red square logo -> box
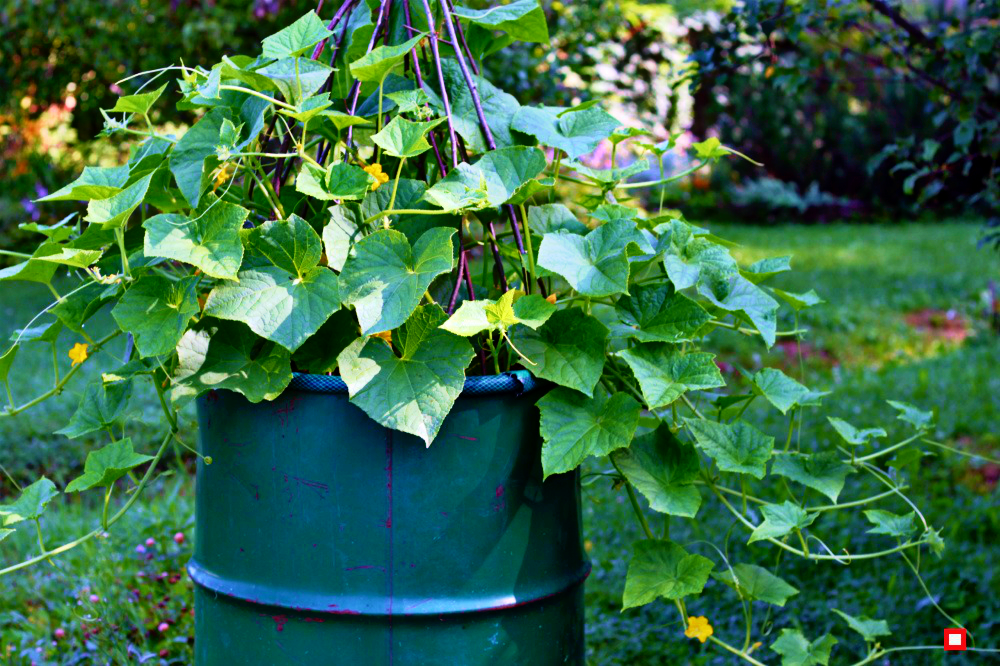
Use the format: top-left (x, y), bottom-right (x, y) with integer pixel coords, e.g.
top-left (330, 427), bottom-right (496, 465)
top-left (944, 628), bottom-right (967, 651)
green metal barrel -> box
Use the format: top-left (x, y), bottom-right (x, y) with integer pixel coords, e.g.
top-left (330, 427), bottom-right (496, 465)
top-left (189, 371), bottom-right (589, 665)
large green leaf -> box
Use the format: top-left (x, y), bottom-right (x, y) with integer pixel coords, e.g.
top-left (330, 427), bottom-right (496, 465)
top-left (143, 200), bottom-right (248, 280)
top-left (84, 172), bottom-right (154, 229)
top-left (611, 284), bottom-right (710, 343)
top-left (617, 345), bottom-right (724, 409)
top-left (510, 308), bottom-right (607, 396)
top-left (109, 84), bottom-right (168, 115)
top-left (685, 418), bottom-right (773, 479)
top-left (863, 509), bottom-right (916, 538)
top-left (55, 379), bottom-right (133, 439)
top-left (203, 265), bottom-right (340, 352)
top-left (511, 105), bottom-right (619, 159)
top-left (30, 246), bottom-right (103, 269)
top-left (258, 57), bottom-right (333, 106)
top-left (338, 305), bottom-right (473, 446)
top-left (611, 424), bottom-right (701, 517)
top-left (169, 109), bottom-right (229, 209)
top-left (537, 388), bottom-right (640, 478)
top-left (65, 439), bottom-right (155, 493)
top-left (831, 609), bottom-right (891, 642)
top-left (453, 0), bottom-right (549, 43)
top-left (247, 214), bottom-right (323, 277)
top-left (38, 166), bottom-right (130, 202)
top-left (372, 116), bottom-right (446, 158)
top-left (537, 220), bottom-right (645, 297)
top-left (827, 417), bottom-right (887, 446)
top-left (770, 630), bottom-right (837, 666)
top-left (622, 539), bottom-right (714, 609)
top-left (771, 452), bottom-right (855, 503)
top-left (111, 276), bottom-right (200, 358)
top-left (713, 563), bottom-right (799, 607)
top-left (428, 59), bottom-right (520, 153)
top-left (171, 321), bottom-right (292, 404)
top-left (51, 282), bottom-right (118, 334)
top-left (699, 274), bottom-right (779, 348)
top-left (0, 478), bottom-right (58, 527)
top-left (751, 368), bottom-right (813, 415)
top-left (886, 400), bottom-right (934, 430)
top-left (339, 227), bottom-right (455, 335)
top-left (748, 501), bottom-right (818, 543)
top-left (423, 147), bottom-right (547, 211)
top-left (528, 203), bottom-right (588, 236)
top-left (262, 10), bottom-right (334, 58)
top-left (0, 344), bottom-right (18, 384)
top-left (323, 204), bottom-right (364, 272)
top-left (291, 309), bottom-right (359, 373)
top-left (350, 34), bottom-right (424, 82)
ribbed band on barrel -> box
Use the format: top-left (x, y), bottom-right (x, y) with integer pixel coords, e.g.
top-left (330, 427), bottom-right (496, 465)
top-left (289, 369), bottom-right (536, 396)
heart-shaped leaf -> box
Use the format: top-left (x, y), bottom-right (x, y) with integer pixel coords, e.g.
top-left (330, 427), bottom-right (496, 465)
top-left (0, 478), bottom-right (59, 527)
top-left (453, 0), bottom-right (549, 43)
top-left (771, 452), bottom-right (855, 503)
top-left (65, 439), bottom-right (155, 492)
top-left (510, 307), bottom-right (607, 396)
top-left (262, 11), bottom-right (334, 58)
top-left (713, 563), bottom-right (799, 607)
top-left (611, 284), bottom-right (710, 343)
top-left (56, 379), bottom-right (134, 439)
top-left (749, 501), bottom-right (818, 543)
top-left (685, 418), bottom-right (774, 480)
top-left (863, 509), bottom-right (916, 537)
top-left (770, 630), bottom-right (837, 666)
top-left (84, 172), bottom-right (155, 229)
top-left (538, 219), bottom-right (646, 297)
top-left (623, 539), bottom-right (714, 608)
top-left (617, 345), bottom-right (724, 409)
top-left (349, 33), bottom-right (425, 83)
top-left (143, 200), bottom-right (249, 280)
top-left (109, 83), bottom-right (168, 115)
top-left (611, 424), bottom-right (701, 517)
top-left (831, 609), bottom-right (891, 642)
top-left (111, 276), bottom-right (201, 357)
top-left (372, 116), bottom-right (446, 158)
top-left (512, 104), bottom-right (619, 159)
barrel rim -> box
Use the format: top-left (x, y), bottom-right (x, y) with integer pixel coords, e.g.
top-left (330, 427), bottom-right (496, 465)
top-left (186, 559), bottom-right (590, 617)
top-left (289, 369), bottom-right (536, 396)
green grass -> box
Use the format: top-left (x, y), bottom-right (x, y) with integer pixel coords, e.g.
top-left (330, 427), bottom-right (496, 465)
top-left (1, 221), bottom-right (998, 664)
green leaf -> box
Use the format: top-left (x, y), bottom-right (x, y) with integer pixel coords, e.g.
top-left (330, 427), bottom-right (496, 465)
top-left (693, 137), bottom-right (762, 166)
top-left (52, 282), bottom-right (117, 334)
top-left (886, 400), bottom-right (934, 430)
top-left (441, 290), bottom-right (554, 337)
top-left (349, 33), bottom-right (424, 82)
top-left (64, 439), bottom-right (155, 493)
top-left (611, 284), bottom-right (710, 343)
top-left (771, 453), bottom-right (855, 503)
top-left (30, 246), bottom-right (103, 269)
top-left (38, 166), bottom-right (130, 202)
top-left (429, 59), bottom-right (520, 153)
top-left (0, 345), bottom-right (18, 385)
top-left (169, 109), bottom-right (230, 209)
top-left (749, 501), bottom-right (818, 543)
top-left (831, 609), bottom-right (891, 642)
top-left (424, 147), bottom-right (547, 210)
top-left (0, 529), bottom-right (12, 543)
top-left (372, 116), bottom-right (446, 158)
top-left (772, 288), bottom-right (824, 312)
top-left (171, 321), bottom-right (292, 404)
top-left (610, 424), bottom-right (701, 517)
top-left (751, 368), bottom-right (813, 415)
top-left (291, 309), bottom-right (359, 374)
top-left (55, 379), bottom-right (133, 439)
top-left (528, 203), bottom-right (588, 235)
top-left (618, 345), bottom-right (724, 409)
top-left (109, 83), bottom-right (168, 115)
top-left (262, 11), bottom-right (335, 58)
top-left (247, 214), bottom-right (323, 276)
top-left (203, 265), bottom-right (340, 352)
top-left (685, 418), bottom-right (773, 480)
top-left (770, 630), bottom-right (837, 666)
top-left (338, 305), bottom-right (473, 446)
top-left (84, 172), bottom-right (154, 229)
top-left (143, 200), bottom-right (249, 280)
top-left (323, 204), bottom-right (364, 272)
top-left (296, 162), bottom-right (339, 201)
top-left (699, 274), bottom-right (779, 348)
top-left (340, 227), bottom-right (455, 335)
top-left (743, 256), bottom-right (792, 283)
top-left (537, 388), bottom-right (640, 478)
top-left (280, 93), bottom-right (334, 122)
top-left (510, 308), bottom-right (607, 396)
top-left (328, 163), bottom-right (377, 199)
top-left (622, 539), bottom-right (714, 609)
top-left (827, 417), bottom-right (887, 446)
top-left (453, 0), bottom-right (549, 43)
top-left (111, 276), bottom-right (200, 358)
top-left (0, 478), bottom-right (58, 527)
top-left (713, 563), bottom-right (799, 607)
top-left (512, 105), bottom-right (619, 159)
top-left (863, 509), bottom-right (916, 538)
top-left (386, 88), bottom-right (430, 114)
top-left (538, 220), bottom-right (644, 297)
top-left (258, 58), bottom-right (333, 106)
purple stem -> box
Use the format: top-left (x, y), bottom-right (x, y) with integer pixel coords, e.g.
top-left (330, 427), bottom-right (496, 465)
top-left (436, 0), bottom-right (526, 258)
top-left (443, 0), bottom-right (479, 76)
top-left (402, 0), bottom-right (447, 174)
top-left (416, 0), bottom-right (460, 168)
top-left (311, 0), bottom-right (358, 61)
top-left (345, 0), bottom-right (393, 148)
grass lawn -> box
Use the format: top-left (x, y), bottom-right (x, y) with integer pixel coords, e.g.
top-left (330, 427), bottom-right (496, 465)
top-left (1, 221), bottom-right (998, 664)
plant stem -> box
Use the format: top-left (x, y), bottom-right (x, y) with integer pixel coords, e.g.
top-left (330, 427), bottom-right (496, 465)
top-left (385, 158), bottom-right (407, 227)
top-left (218, 85), bottom-right (297, 111)
top-left (617, 159), bottom-right (710, 190)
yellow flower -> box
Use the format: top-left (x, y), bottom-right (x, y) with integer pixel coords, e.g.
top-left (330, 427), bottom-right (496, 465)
top-left (213, 162), bottom-right (234, 192)
top-left (68, 343), bottom-right (89, 367)
top-left (364, 163), bottom-right (390, 190)
top-left (684, 616), bottom-right (713, 643)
